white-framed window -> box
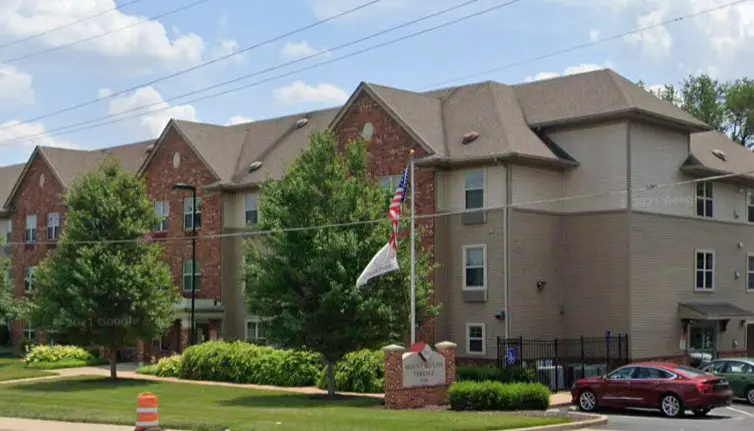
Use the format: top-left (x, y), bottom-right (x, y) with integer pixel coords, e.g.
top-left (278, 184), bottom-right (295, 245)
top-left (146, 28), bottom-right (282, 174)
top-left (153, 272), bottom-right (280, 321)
top-left (378, 175), bottom-right (402, 192)
top-left (182, 259), bottom-right (201, 292)
top-left (695, 182), bottom-right (713, 218)
top-left (154, 201), bottom-right (169, 232)
top-left (747, 253), bottom-right (754, 292)
top-left (24, 266), bottom-right (37, 293)
top-left (183, 197), bottom-right (202, 230)
top-left (695, 249), bottom-right (714, 291)
top-left (25, 214), bottom-right (37, 242)
top-left (466, 323), bottom-right (486, 355)
top-left (46, 212), bottom-right (60, 240)
top-left (246, 320), bottom-right (266, 344)
top-left (463, 244), bottom-right (486, 290)
top-left (464, 170), bottom-right (484, 210)
top-left (747, 190), bottom-right (754, 223)
top-left (245, 193), bottom-right (259, 226)
top-left (24, 322), bottom-right (35, 341)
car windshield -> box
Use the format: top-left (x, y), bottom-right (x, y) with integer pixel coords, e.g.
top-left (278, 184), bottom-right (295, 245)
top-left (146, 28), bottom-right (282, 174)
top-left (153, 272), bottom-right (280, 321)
top-left (674, 365), bottom-right (710, 378)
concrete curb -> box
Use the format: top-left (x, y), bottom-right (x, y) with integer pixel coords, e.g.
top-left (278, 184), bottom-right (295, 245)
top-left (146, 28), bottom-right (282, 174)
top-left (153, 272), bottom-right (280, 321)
top-left (515, 412), bottom-right (608, 431)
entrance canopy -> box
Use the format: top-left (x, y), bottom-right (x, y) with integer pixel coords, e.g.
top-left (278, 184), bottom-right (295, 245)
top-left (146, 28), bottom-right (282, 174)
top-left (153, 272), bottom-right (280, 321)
top-left (678, 302), bottom-right (754, 320)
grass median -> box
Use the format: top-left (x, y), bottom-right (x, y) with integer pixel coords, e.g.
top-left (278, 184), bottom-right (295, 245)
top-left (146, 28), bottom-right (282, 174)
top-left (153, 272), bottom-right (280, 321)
top-left (0, 376), bottom-right (568, 431)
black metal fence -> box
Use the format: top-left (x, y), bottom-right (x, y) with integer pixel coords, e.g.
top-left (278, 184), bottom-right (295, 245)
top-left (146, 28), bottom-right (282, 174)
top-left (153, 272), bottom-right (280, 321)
top-left (497, 334), bottom-right (630, 391)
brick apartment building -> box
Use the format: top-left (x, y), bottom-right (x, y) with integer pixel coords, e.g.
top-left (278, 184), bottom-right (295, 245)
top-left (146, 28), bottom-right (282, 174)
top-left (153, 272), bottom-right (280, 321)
top-left (1, 69), bottom-right (753, 363)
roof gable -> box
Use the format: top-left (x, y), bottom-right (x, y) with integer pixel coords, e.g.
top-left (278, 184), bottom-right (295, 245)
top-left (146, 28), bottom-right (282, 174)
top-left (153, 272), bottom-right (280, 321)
top-left (0, 163), bottom-right (26, 213)
top-left (2, 147), bottom-right (65, 210)
top-left (329, 82), bottom-right (440, 156)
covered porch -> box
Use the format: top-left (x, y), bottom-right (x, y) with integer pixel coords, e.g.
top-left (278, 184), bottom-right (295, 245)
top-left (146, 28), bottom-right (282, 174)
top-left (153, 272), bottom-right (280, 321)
top-left (679, 301), bottom-right (754, 364)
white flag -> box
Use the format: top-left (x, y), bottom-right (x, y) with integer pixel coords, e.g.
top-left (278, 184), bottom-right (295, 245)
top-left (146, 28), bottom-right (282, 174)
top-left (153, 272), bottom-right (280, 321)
top-left (356, 242), bottom-right (400, 287)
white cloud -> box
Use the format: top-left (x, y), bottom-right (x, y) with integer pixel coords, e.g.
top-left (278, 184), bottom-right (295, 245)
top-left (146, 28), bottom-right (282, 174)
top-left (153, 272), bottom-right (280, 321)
top-left (0, 119), bottom-right (76, 150)
top-left (211, 38), bottom-right (245, 64)
top-left (623, 5), bottom-right (673, 57)
top-left (104, 86), bottom-right (197, 138)
top-left (280, 41), bottom-right (329, 60)
top-left (0, 65), bottom-right (34, 105)
top-left (525, 62), bottom-right (610, 82)
top-left (227, 115), bottom-right (253, 125)
top-left (0, 0), bottom-right (209, 69)
top-left (273, 81), bottom-right (348, 106)
top-left (589, 29), bottom-right (600, 42)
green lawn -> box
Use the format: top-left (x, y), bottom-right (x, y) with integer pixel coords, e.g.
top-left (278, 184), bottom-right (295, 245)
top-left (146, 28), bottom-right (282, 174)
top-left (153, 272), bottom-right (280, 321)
top-left (0, 358), bottom-right (53, 382)
top-left (0, 377), bottom-right (568, 431)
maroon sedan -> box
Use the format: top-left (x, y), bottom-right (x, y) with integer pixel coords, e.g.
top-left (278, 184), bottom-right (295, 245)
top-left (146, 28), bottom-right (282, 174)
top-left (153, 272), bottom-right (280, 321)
top-left (571, 362), bottom-right (733, 417)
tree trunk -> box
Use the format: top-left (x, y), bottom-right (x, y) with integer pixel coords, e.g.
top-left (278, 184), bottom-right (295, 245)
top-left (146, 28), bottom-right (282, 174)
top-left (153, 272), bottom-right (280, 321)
top-left (109, 349), bottom-right (117, 380)
top-left (326, 360), bottom-right (335, 397)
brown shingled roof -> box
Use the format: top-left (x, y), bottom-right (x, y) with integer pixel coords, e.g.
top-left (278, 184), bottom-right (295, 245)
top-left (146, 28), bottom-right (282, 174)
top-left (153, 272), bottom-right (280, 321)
top-left (0, 163), bottom-right (24, 214)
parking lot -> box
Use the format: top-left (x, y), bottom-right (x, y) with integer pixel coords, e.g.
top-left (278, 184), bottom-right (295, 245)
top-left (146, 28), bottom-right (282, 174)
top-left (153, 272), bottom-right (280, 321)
top-left (581, 402), bottom-right (754, 430)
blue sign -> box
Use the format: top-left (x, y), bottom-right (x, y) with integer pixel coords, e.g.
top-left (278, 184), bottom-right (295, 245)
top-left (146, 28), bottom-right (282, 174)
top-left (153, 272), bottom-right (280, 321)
top-left (506, 347), bottom-right (517, 365)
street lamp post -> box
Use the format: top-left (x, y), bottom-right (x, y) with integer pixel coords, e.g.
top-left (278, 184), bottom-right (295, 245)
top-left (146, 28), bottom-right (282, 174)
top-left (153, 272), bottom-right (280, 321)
top-left (172, 183), bottom-right (197, 346)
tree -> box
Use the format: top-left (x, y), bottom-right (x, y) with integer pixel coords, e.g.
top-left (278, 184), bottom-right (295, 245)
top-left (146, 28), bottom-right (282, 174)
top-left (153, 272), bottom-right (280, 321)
top-left (30, 160), bottom-right (178, 379)
top-left (0, 243), bottom-right (28, 330)
top-left (243, 131), bottom-right (439, 396)
top-left (639, 75), bottom-right (754, 147)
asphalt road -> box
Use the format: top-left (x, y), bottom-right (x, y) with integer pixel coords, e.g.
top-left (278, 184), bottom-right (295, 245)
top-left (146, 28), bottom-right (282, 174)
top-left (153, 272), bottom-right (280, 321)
top-left (585, 402), bottom-right (754, 431)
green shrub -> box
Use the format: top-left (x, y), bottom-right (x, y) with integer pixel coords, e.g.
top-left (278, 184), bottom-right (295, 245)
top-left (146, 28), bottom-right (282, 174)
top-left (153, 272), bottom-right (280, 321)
top-left (316, 349), bottom-right (384, 394)
top-left (449, 381), bottom-right (551, 411)
top-left (135, 364), bottom-right (159, 375)
top-left (179, 341), bottom-right (321, 387)
top-left (456, 365), bottom-right (537, 384)
top-left (23, 345), bottom-right (95, 365)
top-left (154, 354), bottom-right (183, 377)
top-left (25, 358), bottom-right (108, 370)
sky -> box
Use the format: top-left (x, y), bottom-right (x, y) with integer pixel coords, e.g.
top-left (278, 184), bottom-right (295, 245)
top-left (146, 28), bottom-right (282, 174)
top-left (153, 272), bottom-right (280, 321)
top-left (0, 0), bottom-right (752, 166)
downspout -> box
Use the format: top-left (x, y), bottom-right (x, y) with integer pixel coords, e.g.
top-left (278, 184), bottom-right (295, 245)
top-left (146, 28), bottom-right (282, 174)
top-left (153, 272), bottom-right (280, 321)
top-left (625, 121), bottom-right (633, 358)
top-left (504, 164), bottom-right (512, 339)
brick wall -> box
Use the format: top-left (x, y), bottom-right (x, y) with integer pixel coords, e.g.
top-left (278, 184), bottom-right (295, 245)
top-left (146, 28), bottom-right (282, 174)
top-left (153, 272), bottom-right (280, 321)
top-left (143, 127), bottom-right (223, 301)
top-left (383, 342), bottom-right (456, 409)
top-left (8, 154), bottom-right (66, 345)
top-left (332, 92), bottom-right (437, 343)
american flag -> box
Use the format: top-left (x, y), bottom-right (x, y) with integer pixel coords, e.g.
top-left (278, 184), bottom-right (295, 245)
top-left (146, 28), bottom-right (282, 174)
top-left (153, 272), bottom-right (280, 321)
top-left (388, 165), bottom-right (410, 251)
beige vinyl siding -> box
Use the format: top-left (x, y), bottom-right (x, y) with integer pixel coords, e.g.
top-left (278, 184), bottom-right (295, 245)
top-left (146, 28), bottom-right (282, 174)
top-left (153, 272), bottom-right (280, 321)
top-left (509, 210), bottom-right (565, 339)
top-left (222, 192), bottom-right (245, 228)
top-left (563, 212), bottom-right (630, 339)
top-left (441, 209), bottom-right (506, 359)
top-left (630, 122), bottom-right (694, 217)
top-left (442, 166), bottom-right (506, 212)
top-left (714, 182), bottom-right (748, 224)
top-left (630, 212), bottom-right (754, 359)
top-left (549, 122), bottom-right (627, 212)
top-left (510, 166), bottom-right (564, 212)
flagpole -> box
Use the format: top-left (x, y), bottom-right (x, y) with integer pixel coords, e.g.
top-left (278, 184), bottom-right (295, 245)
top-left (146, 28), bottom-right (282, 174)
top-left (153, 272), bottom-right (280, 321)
top-left (409, 150), bottom-right (416, 345)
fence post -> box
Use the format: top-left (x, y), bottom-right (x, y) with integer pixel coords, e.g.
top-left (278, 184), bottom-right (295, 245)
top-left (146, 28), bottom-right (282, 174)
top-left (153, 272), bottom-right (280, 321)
top-left (553, 338), bottom-right (559, 391)
top-left (580, 336), bottom-right (585, 378)
top-left (617, 335), bottom-right (623, 365)
top-left (606, 332), bottom-right (612, 372)
top-left (497, 336), bottom-right (501, 370)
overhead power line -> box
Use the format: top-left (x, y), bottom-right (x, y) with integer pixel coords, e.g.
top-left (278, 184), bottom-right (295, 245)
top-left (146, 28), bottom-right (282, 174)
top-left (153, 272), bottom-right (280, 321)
top-left (0, 0), bottom-right (147, 52)
top-left (0, 0), bottom-right (526, 148)
top-left (0, 0), bottom-right (744, 149)
top-left (0, 0), bottom-right (388, 134)
top-left (0, 0), bottom-right (213, 65)
top-left (3, 169), bottom-right (748, 246)
top-left (419, 0), bottom-right (753, 90)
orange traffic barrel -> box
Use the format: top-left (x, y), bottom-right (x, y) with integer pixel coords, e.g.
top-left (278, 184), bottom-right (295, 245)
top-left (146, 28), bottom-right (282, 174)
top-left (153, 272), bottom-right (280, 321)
top-left (135, 392), bottom-right (161, 431)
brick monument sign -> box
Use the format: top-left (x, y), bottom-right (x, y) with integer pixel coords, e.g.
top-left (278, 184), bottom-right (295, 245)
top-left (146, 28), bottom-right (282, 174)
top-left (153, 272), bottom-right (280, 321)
top-left (382, 341), bottom-right (457, 409)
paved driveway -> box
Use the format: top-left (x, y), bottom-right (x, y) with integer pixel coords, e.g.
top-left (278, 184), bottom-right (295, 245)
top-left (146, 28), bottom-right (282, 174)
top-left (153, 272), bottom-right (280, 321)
top-left (590, 402), bottom-right (754, 431)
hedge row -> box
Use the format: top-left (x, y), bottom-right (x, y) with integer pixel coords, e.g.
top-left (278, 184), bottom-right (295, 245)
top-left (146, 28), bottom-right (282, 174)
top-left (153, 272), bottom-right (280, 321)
top-left (316, 349), bottom-right (385, 394)
top-left (449, 381), bottom-right (551, 411)
top-left (456, 365), bottom-right (537, 384)
top-left (178, 341), bottom-right (322, 387)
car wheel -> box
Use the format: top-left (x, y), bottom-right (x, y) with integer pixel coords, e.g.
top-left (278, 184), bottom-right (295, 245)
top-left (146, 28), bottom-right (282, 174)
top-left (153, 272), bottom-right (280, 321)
top-left (747, 387), bottom-right (754, 406)
top-left (660, 393), bottom-right (684, 418)
top-left (693, 407), bottom-right (711, 417)
top-left (578, 390), bottom-right (598, 412)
